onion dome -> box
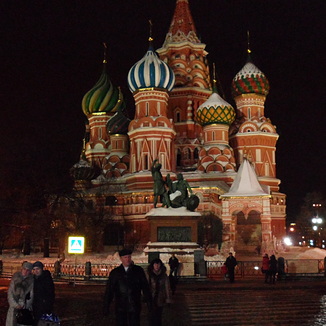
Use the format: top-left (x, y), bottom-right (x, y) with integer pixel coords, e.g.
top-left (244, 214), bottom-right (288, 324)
top-left (107, 102), bottom-right (131, 135)
top-left (82, 44), bottom-right (125, 115)
top-left (127, 39), bottom-right (175, 93)
top-left (231, 59), bottom-right (269, 97)
top-left (70, 157), bottom-right (100, 181)
top-left (196, 71), bottom-right (236, 126)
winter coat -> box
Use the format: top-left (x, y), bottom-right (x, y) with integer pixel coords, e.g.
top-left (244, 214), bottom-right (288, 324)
top-left (148, 266), bottom-right (172, 307)
top-left (262, 256), bottom-right (269, 273)
top-left (6, 271), bottom-right (34, 326)
top-left (269, 256), bottom-right (278, 274)
top-left (104, 264), bottom-right (151, 314)
top-left (225, 256), bottom-right (237, 271)
top-left (33, 270), bottom-right (55, 322)
top-left (168, 257), bottom-right (179, 271)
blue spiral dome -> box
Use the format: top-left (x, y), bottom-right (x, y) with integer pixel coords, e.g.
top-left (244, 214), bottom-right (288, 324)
top-left (127, 43), bottom-right (175, 92)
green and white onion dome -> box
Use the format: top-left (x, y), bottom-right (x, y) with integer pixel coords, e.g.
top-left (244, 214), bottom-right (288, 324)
top-left (127, 43), bottom-right (175, 92)
top-left (196, 91), bottom-right (236, 126)
top-left (82, 64), bottom-right (125, 116)
top-left (231, 60), bottom-right (269, 97)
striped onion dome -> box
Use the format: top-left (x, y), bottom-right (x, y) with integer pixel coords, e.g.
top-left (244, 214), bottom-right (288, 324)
top-left (127, 42), bottom-right (175, 93)
top-left (232, 60), bottom-right (269, 97)
top-left (107, 106), bottom-right (131, 135)
top-left (196, 86), bottom-right (236, 126)
top-left (82, 61), bottom-right (125, 116)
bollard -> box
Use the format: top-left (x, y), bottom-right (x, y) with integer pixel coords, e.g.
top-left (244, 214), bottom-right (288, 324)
top-left (324, 257), bottom-right (326, 277)
top-left (85, 261), bottom-right (91, 281)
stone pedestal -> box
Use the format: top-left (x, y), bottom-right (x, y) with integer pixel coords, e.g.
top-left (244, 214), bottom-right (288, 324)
top-left (145, 207), bottom-right (202, 276)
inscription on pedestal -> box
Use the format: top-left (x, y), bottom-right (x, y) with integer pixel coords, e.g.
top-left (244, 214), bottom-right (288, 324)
top-left (157, 226), bottom-right (192, 242)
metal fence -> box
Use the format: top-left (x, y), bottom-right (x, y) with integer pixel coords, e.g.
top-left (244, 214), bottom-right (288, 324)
top-left (206, 259), bottom-right (325, 279)
top-left (1, 259), bottom-right (325, 280)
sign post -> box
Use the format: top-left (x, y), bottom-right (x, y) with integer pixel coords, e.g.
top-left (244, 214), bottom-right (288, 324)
top-left (68, 236), bottom-right (85, 286)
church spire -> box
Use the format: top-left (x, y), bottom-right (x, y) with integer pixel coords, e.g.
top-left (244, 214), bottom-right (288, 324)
top-left (163, 0), bottom-right (200, 46)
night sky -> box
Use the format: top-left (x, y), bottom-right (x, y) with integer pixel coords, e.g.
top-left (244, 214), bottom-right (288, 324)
top-left (1, 0), bottom-right (325, 220)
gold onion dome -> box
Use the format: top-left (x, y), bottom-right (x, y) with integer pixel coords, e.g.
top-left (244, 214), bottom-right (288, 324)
top-left (82, 47), bottom-right (125, 116)
top-left (196, 84), bottom-right (236, 126)
top-left (231, 59), bottom-right (269, 97)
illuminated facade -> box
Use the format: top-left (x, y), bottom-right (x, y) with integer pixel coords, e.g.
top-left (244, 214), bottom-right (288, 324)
top-left (71, 0), bottom-right (286, 254)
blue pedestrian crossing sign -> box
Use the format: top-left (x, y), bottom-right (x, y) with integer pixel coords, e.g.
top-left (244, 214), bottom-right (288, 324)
top-left (68, 236), bottom-right (85, 254)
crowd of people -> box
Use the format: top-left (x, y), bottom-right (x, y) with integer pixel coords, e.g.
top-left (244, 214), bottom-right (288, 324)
top-left (7, 249), bottom-right (287, 325)
top-left (261, 253), bottom-right (286, 284)
top-left (6, 260), bottom-right (55, 326)
top-left (103, 249), bottom-right (177, 326)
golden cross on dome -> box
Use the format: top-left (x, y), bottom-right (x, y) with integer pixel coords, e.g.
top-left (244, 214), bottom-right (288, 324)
top-left (148, 20), bottom-right (153, 42)
top-left (247, 30), bottom-right (251, 54)
top-left (103, 42), bottom-right (108, 64)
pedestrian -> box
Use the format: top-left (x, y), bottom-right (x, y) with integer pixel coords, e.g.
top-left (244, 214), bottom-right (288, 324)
top-left (168, 253), bottom-right (179, 294)
top-left (261, 253), bottom-right (269, 283)
top-left (277, 257), bottom-right (286, 281)
top-left (103, 249), bottom-right (152, 326)
top-left (225, 252), bottom-right (237, 283)
top-left (268, 255), bottom-right (278, 284)
top-left (221, 262), bottom-right (228, 281)
top-left (147, 258), bottom-right (172, 326)
top-left (6, 261), bottom-right (34, 326)
top-left (32, 261), bottom-right (55, 325)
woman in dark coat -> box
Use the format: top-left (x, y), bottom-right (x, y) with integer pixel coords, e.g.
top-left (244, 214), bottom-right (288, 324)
top-left (147, 259), bottom-right (172, 326)
top-left (32, 261), bottom-right (55, 325)
top-left (261, 254), bottom-right (269, 283)
top-left (268, 255), bottom-right (278, 284)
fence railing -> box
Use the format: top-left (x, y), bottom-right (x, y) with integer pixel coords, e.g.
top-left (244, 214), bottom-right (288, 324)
top-left (1, 259), bottom-right (325, 280)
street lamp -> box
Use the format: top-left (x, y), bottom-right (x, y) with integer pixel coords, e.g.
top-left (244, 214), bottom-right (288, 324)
top-left (311, 215), bottom-right (323, 247)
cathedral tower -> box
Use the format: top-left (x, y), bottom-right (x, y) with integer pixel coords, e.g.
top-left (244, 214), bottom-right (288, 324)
top-left (82, 46), bottom-right (125, 169)
top-left (156, 0), bottom-right (212, 170)
top-left (127, 37), bottom-right (176, 173)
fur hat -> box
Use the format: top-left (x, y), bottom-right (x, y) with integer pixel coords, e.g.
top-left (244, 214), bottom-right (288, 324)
top-left (22, 262), bottom-right (33, 271)
top-left (33, 261), bottom-right (44, 269)
top-left (119, 249), bottom-right (132, 257)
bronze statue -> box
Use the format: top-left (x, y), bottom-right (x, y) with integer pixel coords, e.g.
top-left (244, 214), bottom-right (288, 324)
top-left (151, 159), bottom-right (171, 208)
top-left (151, 160), bottom-right (199, 211)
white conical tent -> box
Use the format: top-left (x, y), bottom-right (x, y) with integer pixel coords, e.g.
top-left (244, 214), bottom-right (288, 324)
top-left (220, 158), bottom-right (269, 197)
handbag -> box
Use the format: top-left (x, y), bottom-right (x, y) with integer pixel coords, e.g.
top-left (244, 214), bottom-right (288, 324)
top-left (37, 313), bottom-right (61, 326)
top-left (15, 308), bottom-right (34, 325)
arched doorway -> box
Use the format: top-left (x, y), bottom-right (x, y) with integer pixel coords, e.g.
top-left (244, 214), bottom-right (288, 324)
top-left (235, 210), bottom-right (261, 253)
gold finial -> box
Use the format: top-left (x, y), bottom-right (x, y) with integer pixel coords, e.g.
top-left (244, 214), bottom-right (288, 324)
top-left (103, 42), bottom-right (108, 64)
top-left (247, 31), bottom-right (251, 54)
top-left (212, 63), bottom-right (217, 84)
top-left (148, 20), bottom-right (153, 42)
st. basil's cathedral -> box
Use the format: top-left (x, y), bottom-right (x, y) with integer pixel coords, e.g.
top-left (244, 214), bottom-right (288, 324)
top-left (70, 0), bottom-right (286, 255)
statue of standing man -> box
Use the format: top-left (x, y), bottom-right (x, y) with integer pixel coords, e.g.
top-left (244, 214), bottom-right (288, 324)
top-left (151, 160), bottom-right (171, 208)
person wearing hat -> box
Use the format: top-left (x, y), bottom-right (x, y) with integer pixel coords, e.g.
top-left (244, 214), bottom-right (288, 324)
top-left (104, 249), bottom-right (152, 326)
top-left (32, 261), bottom-right (55, 325)
top-left (6, 261), bottom-right (34, 326)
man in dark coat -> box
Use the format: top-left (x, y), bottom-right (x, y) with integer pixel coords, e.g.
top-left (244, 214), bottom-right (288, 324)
top-left (225, 252), bottom-right (237, 283)
top-left (104, 249), bottom-right (152, 326)
top-left (32, 261), bottom-right (55, 325)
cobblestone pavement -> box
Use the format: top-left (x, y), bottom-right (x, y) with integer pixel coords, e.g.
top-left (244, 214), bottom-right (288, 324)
top-left (1, 278), bottom-right (326, 325)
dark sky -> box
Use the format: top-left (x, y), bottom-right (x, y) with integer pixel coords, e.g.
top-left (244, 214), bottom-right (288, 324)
top-left (1, 0), bottom-right (325, 220)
